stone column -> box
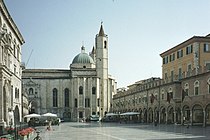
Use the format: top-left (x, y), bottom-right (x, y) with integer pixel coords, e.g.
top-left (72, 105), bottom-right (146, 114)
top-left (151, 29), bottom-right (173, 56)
top-left (174, 111), bottom-right (177, 124)
top-left (0, 79), bottom-right (4, 122)
top-left (181, 110), bottom-right (183, 125)
top-left (165, 112), bottom-right (168, 124)
top-left (159, 110), bottom-right (161, 124)
top-left (190, 109), bottom-right (193, 126)
top-left (153, 110), bottom-right (155, 123)
top-left (203, 109), bottom-right (206, 127)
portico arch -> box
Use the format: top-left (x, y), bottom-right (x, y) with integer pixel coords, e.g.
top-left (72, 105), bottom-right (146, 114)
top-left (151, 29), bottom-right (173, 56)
top-left (182, 105), bottom-right (190, 121)
top-left (206, 104), bottom-right (210, 126)
top-left (192, 104), bottom-right (203, 125)
top-left (143, 108), bottom-right (147, 123)
top-left (160, 107), bottom-right (166, 124)
top-left (148, 108), bottom-right (153, 123)
top-left (167, 106), bottom-right (174, 124)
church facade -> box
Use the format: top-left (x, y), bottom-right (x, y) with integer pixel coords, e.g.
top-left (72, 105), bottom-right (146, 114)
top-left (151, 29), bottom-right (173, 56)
top-left (22, 25), bottom-right (117, 121)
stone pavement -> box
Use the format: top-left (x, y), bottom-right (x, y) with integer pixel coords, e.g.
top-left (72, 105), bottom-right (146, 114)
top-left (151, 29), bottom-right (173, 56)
top-left (30, 122), bottom-right (210, 140)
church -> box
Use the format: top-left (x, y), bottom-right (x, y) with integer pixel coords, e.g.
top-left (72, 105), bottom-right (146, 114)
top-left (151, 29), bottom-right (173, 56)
top-left (22, 24), bottom-right (117, 121)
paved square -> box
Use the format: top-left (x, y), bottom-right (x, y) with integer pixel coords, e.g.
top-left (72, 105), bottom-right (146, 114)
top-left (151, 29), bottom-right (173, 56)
top-left (31, 122), bottom-right (210, 140)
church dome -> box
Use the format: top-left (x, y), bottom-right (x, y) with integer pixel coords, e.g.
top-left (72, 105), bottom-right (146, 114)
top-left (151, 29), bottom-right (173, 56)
top-left (72, 46), bottom-right (94, 64)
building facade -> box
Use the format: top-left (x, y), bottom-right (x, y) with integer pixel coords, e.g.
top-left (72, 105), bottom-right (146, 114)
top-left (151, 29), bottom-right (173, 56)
top-left (0, 0), bottom-right (25, 134)
top-left (113, 34), bottom-right (210, 127)
top-left (22, 25), bottom-right (117, 122)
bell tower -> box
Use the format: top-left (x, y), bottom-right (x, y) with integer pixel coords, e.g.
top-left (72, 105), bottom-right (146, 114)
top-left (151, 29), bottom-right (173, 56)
top-left (95, 23), bottom-right (109, 117)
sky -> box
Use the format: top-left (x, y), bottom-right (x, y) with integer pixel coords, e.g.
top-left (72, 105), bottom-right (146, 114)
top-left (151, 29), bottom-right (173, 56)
top-left (4, 0), bottom-right (210, 88)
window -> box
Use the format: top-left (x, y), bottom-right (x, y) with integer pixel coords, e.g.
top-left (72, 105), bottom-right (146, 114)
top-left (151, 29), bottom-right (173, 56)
top-left (79, 86), bottom-right (83, 95)
top-left (85, 98), bottom-right (90, 107)
top-left (194, 81), bottom-right (199, 95)
top-left (139, 97), bottom-right (141, 103)
top-left (74, 98), bottom-right (78, 107)
top-left (164, 73), bottom-right (168, 80)
top-left (171, 70), bottom-right (174, 81)
top-left (15, 88), bottom-right (18, 98)
top-left (92, 87), bottom-right (96, 95)
top-left (169, 53), bottom-right (175, 62)
top-left (14, 65), bottom-right (16, 75)
top-left (53, 88), bottom-right (58, 107)
top-left (178, 68), bottom-right (182, 80)
top-left (162, 94), bottom-right (164, 100)
top-left (163, 56), bottom-right (168, 64)
top-left (79, 112), bottom-right (83, 118)
top-left (29, 88), bottom-right (33, 95)
top-left (104, 41), bottom-right (107, 48)
top-left (64, 88), bottom-right (70, 107)
top-left (97, 98), bottom-right (100, 107)
top-left (204, 43), bottom-right (209, 52)
top-left (186, 45), bottom-right (193, 55)
top-left (206, 63), bottom-right (210, 71)
top-left (185, 88), bottom-right (189, 96)
top-left (177, 49), bottom-right (183, 59)
top-left (188, 64), bottom-right (192, 71)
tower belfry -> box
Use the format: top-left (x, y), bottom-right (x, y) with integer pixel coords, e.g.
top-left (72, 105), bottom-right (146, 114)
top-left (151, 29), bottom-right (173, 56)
top-left (95, 23), bottom-right (109, 117)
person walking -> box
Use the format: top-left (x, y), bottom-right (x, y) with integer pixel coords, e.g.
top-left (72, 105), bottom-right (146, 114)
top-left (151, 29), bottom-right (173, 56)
top-left (33, 131), bottom-right (42, 140)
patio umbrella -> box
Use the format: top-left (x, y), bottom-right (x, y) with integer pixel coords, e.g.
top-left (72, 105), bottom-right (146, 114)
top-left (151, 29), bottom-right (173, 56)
top-left (41, 113), bottom-right (57, 118)
top-left (106, 113), bottom-right (119, 116)
top-left (24, 113), bottom-right (41, 118)
top-left (120, 112), bottom-right (140, 116)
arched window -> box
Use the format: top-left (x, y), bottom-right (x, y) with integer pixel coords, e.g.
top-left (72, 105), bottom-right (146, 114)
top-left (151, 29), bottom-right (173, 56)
top-left (53, 88), bottom-right (58, 107)
top-left (184, 83), bottom-right (189, 96)
top-left (104, 41), bottom-right (107, 48)
top-left (92, 87), bottom-right (96, 95)
top-left (15, 88), bottom-right (18, 98)
top-left (29, 88), bottom-right (33, 95)
top-left (64, 88), bottom-right (70, 107)
top-left (208, 78), bottom-right (210, 94)
top-left (79, 86), bottom-right (83, 95)
top-left (194, 81), bottom-right (199, 95)
top-left (74, 98), bottom-right (78, 107)
top-left (17, 89), bottom-right (19, 98)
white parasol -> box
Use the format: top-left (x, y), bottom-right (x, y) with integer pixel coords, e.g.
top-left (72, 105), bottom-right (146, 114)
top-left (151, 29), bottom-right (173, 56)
top-left (24, 113), bottom-right (41, 118)
top-left (120, 112), bottom-right (140, 116)
top-left (41, 113), bottom-right (57, 118)
top-left (106, 113), bottom-right (119, 116)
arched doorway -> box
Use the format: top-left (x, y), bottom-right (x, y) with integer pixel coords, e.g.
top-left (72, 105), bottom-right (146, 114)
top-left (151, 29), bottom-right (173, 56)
top-left (183, 105), bottom-right (190, 123)
top-left (160, 107), bottom-right (166, 123)
top-left (176, 107), bottom-right (181, 124)
top-left (29, 100), bottom-right (38, 114)
top-left (148, 108), bottom-right (153, 123)
top-left (63, 112), bottom-right (71, 122)
top-left (139, 109), bottom-right (142, 123)
top-left (168, 107), bottom-right (174, 124)
top-left (14, 106), bottom-right (20, 124)
top-left (192, 104), bottom-right (203, 125)
top-left (143, 108), bottom-right (147, 123)
top-left (206, 104), bottom-right (210, 126)
top-left (154, 107), bottom-right (159, 123)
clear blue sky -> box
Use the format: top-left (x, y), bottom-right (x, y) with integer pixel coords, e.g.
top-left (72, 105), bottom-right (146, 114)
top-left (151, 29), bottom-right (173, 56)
top-left (5, 0), bottom-right (210, 88)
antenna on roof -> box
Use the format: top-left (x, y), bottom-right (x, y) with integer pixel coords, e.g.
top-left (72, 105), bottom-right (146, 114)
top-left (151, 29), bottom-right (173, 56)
top-left (26, 49), bottom-right (33, 67)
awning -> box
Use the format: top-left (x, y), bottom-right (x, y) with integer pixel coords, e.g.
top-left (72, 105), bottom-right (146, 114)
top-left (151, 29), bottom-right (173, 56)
top-left (106, 113), bottom-right (119, 116)
top-left (120, 112), bottom-right (140, 116)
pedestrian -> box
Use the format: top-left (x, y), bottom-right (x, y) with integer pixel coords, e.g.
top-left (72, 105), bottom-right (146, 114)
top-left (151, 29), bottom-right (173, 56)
top-left (33, 131), bottom-right (42, 140)
top-left (154, 119), bottom-right (157, 126)
top-left (183, 116), bottom-right (185, 125)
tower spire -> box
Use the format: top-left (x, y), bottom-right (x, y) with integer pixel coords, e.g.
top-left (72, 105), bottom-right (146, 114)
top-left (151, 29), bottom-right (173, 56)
top-left (99, 22), bottom-right (105, 36)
